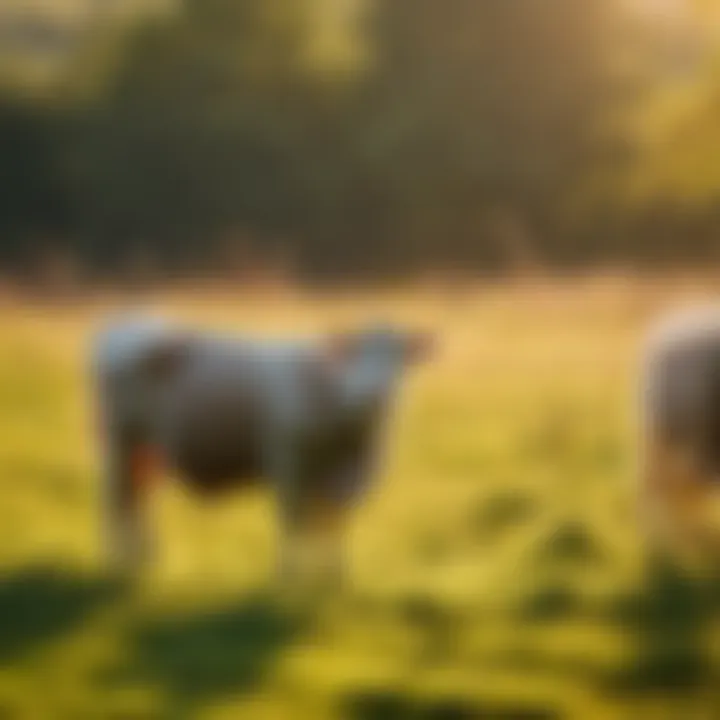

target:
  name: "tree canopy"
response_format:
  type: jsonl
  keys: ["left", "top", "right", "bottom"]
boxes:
{"left": 1, "top": 0, "right": 719, "bottom": 280}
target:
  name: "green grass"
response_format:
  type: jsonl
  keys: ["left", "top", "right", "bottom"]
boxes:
{"left": 0, "top": 279, "right": 718, "bottom": 718}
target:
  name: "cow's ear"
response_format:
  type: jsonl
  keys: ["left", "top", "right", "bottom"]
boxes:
{"left": 324, "top": 331, "right": 358, "bottom": 364}
{"left": 406, "top": 331, "right": 435, "bottom": 364}
{"left": 141, "top": 335, "right": 192, "bottom": 381}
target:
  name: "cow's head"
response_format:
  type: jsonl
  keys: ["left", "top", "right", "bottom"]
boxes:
{"left": 326, "top": 323, "right": 435, "bottom": 412}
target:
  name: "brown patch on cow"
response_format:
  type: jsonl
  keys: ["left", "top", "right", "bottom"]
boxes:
{"left": 642, "top": 435, "right": 720, "bottom": 559}
{"left": 141, "top": 335, "right": 193, "bottom": 382}
{"left": 130, "top": 444, "right": 163, "bottom": 499}
{"left": 165, "top": 368, "right": 267, "bottom": 493}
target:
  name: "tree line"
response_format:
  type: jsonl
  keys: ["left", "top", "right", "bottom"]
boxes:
{"left": 1, "top": 0, "right": 719, "bottom": 282}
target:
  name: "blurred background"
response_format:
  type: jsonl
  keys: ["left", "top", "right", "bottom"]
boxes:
{"left": 1, "top": 1, "right": 720, "bottom": 718}
{"left": 3, "top": 0, "right": 720, "bottom": 284}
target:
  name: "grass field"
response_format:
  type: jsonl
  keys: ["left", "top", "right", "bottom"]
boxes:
{"left": 0, "top": 274, "right": 719, "bottom": 719}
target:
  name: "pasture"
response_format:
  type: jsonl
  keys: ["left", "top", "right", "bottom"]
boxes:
{"left": 0, "top": 275, "right": 718, "bottom": 718}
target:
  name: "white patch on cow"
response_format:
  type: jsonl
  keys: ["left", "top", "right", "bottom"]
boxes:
{"left": 92, "top": 313, "right": 179, "bottom": 377}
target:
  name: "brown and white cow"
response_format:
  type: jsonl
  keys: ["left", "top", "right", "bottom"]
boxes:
{"left": 91, "top": 314, "right": 434, "bottom": 582}
{"left": 639, "top": 306, "right": 720, "bottom": 560}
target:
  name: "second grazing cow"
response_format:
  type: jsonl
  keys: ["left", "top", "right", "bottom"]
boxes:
{"left": 640, "top": 306, "right": 720, "bottom": 558}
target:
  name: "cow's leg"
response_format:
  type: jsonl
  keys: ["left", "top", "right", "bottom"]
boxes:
{"left": 641, "top": 436, "right": 719, "bottom": 563}
{"left": 266, "top": 436, "right": 304, "bottom": 585}
{"left": 314, "top": 505, "right": 350, "bottom": 589}
{"left": 101, "top": 422, "right": 157, "bottom": 573}
{"left": 274, "top": 463, "right": 345, "bottom": 587}
{"left": 278, "top": 500, "right": 304, "bottom": 586}
{"left": 638, "top": 438, "right": 676, "bottom": 554}
{"left": 639, "top": 434, "right": 689, "bottom": 549}
{"left": 675, "top": 481, "right": 720, "bottom": 561}
{"left": 310, "top": 463, "right": 370, "bottom": 589}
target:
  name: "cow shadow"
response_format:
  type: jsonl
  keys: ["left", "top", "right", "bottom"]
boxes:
{"left": 108, "top": 592, "right": 307, "bottom": 716}
{"left": 0, "top": 564, "right": 310, "bottom": 715}
{"left": 604, "top": 552, "right": 720, "bottom": 698}
{"left": 0, "top": 565, "right": 127, "bottom": 665}
{"left": 342, "top": 689, "right": 560, "bottom": 720}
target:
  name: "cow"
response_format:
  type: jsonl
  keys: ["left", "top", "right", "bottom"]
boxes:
{"left": 639, "top": 306, "right": 720, "bottom": 561}
{"left": 90, "top": 313, "right": 434, "bottom": 583}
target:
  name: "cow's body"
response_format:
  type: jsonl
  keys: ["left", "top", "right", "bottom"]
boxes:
{"left": 92, "top": 314, "right": 430, "bottom": 580}
{"left": 640, "top": 306, "right": 720, "bottom": 557}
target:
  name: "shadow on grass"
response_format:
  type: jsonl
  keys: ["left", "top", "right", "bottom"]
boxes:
{"left": 343, "top": 688, "right": 559, "bottom": 720}
{"left": 114, "top": 593, "right": 305, "bottom": 715}
{"left": 533, "top": 522, "right": 606, "bottom": 568}
{"left": 605, "top": 553, "right": 719, "bottom": 697}
{"left": 471, "top": 492, "right": 537, "bottom": 542}
{"left": 0, "top": 565, "right": 126, "bottom": 665}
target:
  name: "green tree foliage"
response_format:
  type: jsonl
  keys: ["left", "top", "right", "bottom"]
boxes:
{"left": 70, "top": 0, "right": 325, "bottom": 267}
{"left": 352, "top": 0, "right": 636, "bottom": 268}
{"left": 0, "top": 98, "right": 70, "bottom": 263}
{"left": 1, "top": 0, "right": 715, "bottom": 278}
{"left": 625, "top": 2, "right": 720, "bottom": 206}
